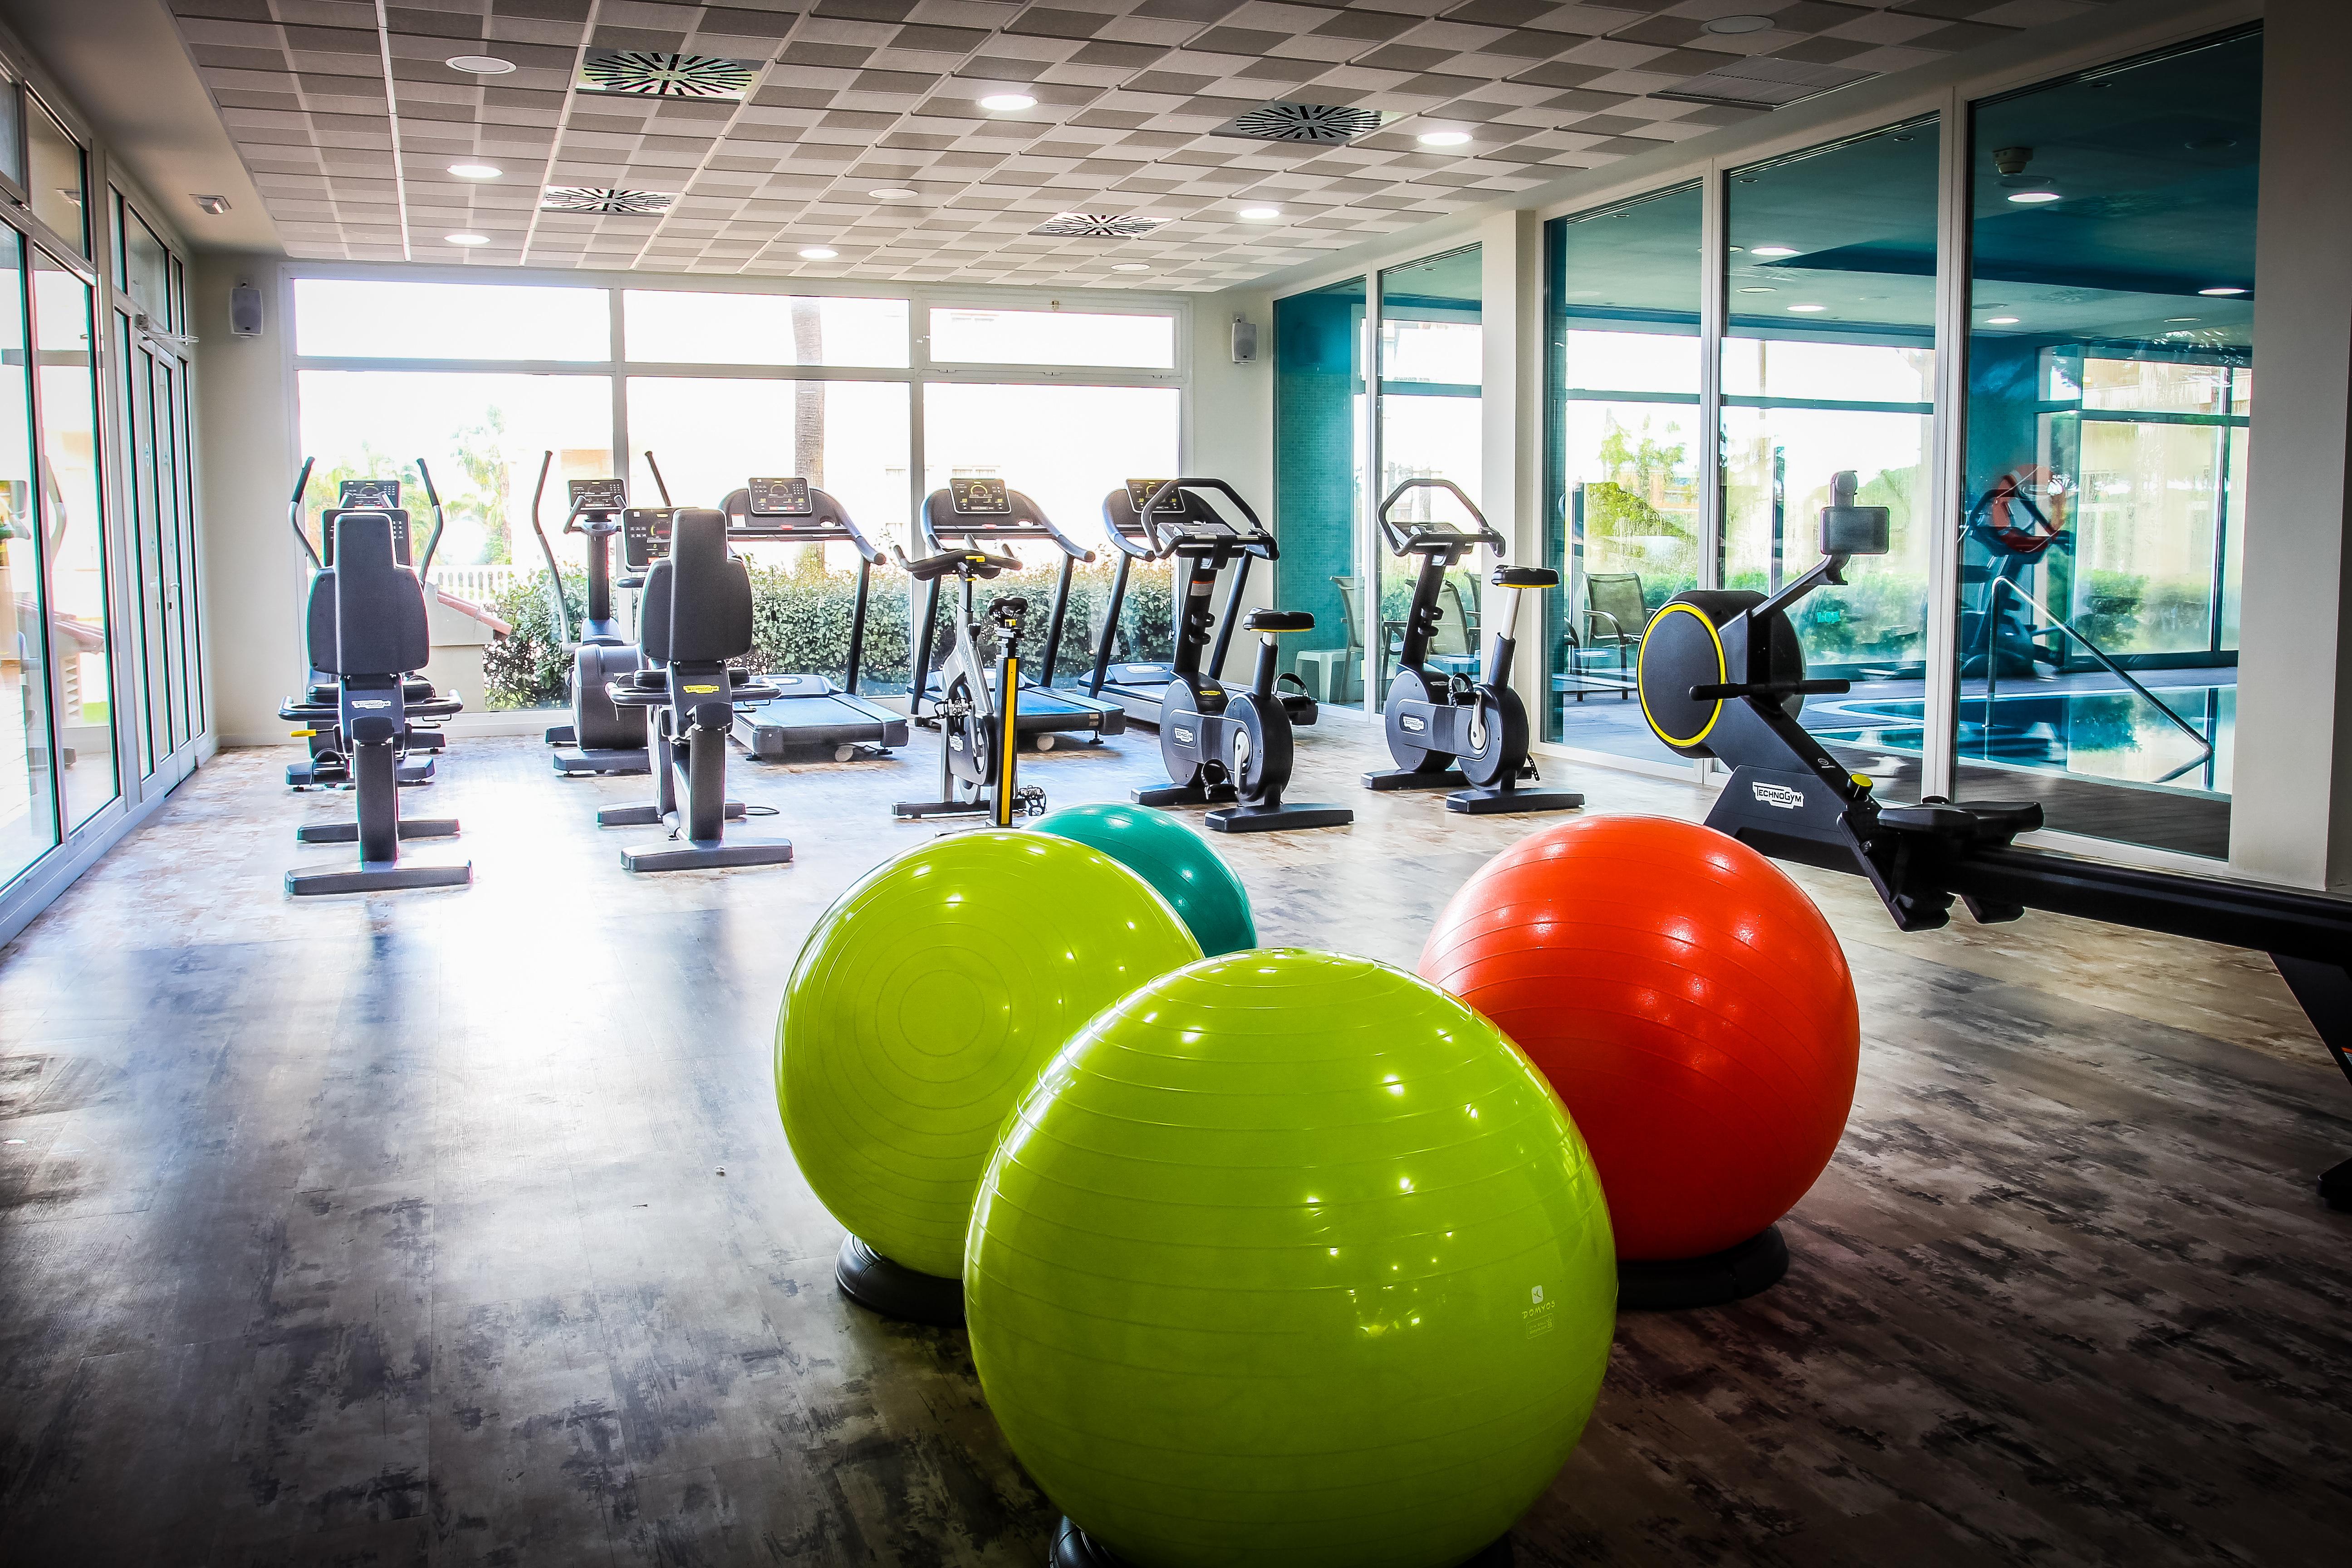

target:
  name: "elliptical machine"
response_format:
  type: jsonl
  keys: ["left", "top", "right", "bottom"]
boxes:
{"left": 1364, "top": 478, "right": 1583, "bottom": 815}
{"left": 529, "top": 451, "right": 651, "bottom": 776}
{"left": 892, "top": 541, "right": 1045, "bottom": 825}
{"left": 281, "top": 458, "right": 452, "bottom": 790}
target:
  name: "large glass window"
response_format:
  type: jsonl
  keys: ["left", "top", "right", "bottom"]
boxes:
{"left": 1956, "top": 32, "right": 2258, "bottom": 856}
{"left": 120, "top": 201, "right": 170, "bottom": 326}
{"left": 1722, "top": 121, "right": 1939, "bottom": 797}
{"left": 1375, "top": 245, "right": 1482, "bottom": 710}
{"left": 25, "top": 98, "right": 83, "bottom": 256}
{"left": 1272, "top": 276, "right": 1368, "bottom": 705}
{"left": 624, "top": 291, "right": 908, "bottom": 368}
{"left": 1543, "top": 184, "right": 1704, "bottom": 765}
{"left": 927, "top": 307, "right": 1174, "bottom": 370}
{"left": 921, "top": 381, "right": 1180, "bottom": 684}
{"left": 0, "top": 232, "right": 54, "bottom": 882}
{"left": 294, "top": 279, "right": 608, "bottom": 361}
{"left": 34, "top": 253, "right": 111, "bottom": 828}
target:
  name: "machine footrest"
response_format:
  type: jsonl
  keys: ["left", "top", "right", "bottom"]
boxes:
{"left": 554, "top": 746, "right": 650, "bottom": 777}
{"left": 1362, "top": 767, "right": 1466, "bottom": 792}
{"left": 295, "top": 817, "right": 461, "bottom": 844}
{"left": 286, "top": 858, "right": 472, "bottom": 897}
{"left": 1206, "top": 802, "right": 1355, "bottom": 834}
{"left": 1446, "top": 786, "right": 1584, "bottom": 816}
{"left": 620, "top": 837, "right": 793, "bottom": 872}
{"left": 1133, "top": 782, "right": 1236, "bottom": 808}
{"left": 598, "top": 800, "right": 744, "bottom": 828}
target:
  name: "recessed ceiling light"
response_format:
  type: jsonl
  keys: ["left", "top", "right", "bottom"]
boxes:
{"left": 1417, "top": 130, "right": 1471, "bottom": 147}
{"left": 1786, "top": 303, "right": 1826, "bottom": 313}
{"left": 979, "top": 93, "right": 1036, "bottom": 112}
{"left": 192, "top": 194, "right": 230, "bottom": 216}
{"left": 799, "top": 246, "right": 839, "bottom": 260}
{"left": 2008, "top": 189, "right": 2061, "bottom": 203}
{"left": 2198, "top": 286, "right": 2247, "bottom": 296}
{"left": 869, "top": 187, "right": 917, "bottom": 200}
{"left": 446, "top": 55, "right": 516, "bottom": 75}
{"left": 1750, "top": 245, "right": 1798, "bottom": 258}
{"left": 2165, "top": 317, "right": 2200, "bottom": 323}
{"left": 449, "top": 163, "right": 502, "bottom": 180}
{"left": 1986, "top": 316, "right": 2020, "bottom": 325}
{"left": 1112, "top": 263, "right": 1151, "bottom": 272}
{"left": 446, "top": 233, "right": 490, "bottom": 246}
{"left": 1703, "top": 14, "right": 1775, "bottom": 34}
{"left": 1239, "top": 206, "right": 1282, "bottom": 220}
{"left": 1737, "top": 287, "right": 1775, "bottom": 294}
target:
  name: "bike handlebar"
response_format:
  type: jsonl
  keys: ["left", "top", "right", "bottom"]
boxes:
{"left": 893, "top": 541, "right": 1024, "bottom": 582}
{"left": 1134, "top": 478, "right": 1272, "bottom": 560}
{"left": 1376, "top": 476, "right": 1504, "bottom": 558}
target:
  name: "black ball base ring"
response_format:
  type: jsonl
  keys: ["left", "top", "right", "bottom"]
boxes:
{"left": 834, "top": 1234, "right": 965, "bottom": 1327}
{"left": 1051, "top": 1517, "right": 1514, "bottom": 1566}
{"left": 1617, "top": 1224, "right": 1790, "bottom": 1311}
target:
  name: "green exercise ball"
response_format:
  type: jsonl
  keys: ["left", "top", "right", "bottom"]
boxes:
{"left": 1032, "top": 803, "right": 1256, "bottom": 956}
{"left": 965, "top": 950, "right": 1616, "bottom": 1568}
{"left": 777, "top": 830, "right": 1201, "bottom": 1280}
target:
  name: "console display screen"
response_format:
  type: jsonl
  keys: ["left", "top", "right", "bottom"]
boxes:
{"left": 949, "top": 477, "right": 1009, "bottom": 514}
{"left": 1125, "top": 479, "right": 1181, "bottom": 512}
{"left": 747, "top": 476, "right": 813, "bottom": 518}
{"left": 568, "top": 478, "right": 626, "bottom": 510}
{"left": 337, "top": 478, "right": 400, "bottom": 509}
{"left": 622, "top": 507, "right": 674, "bottom": 568}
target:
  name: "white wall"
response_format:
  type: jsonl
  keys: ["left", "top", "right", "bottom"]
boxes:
{"left": 192, "top": 253, "right": 300, "bottom": 747}
{"left": 1189, "top": 285, "right": 1275, "bottom": 625}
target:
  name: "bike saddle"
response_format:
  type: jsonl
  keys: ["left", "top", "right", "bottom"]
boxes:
{"left": 1245, "top": 610, "right": 1314, "bottom": 633}
{"left": 1494, "top": 566, "right": 1558, "bottom": 588}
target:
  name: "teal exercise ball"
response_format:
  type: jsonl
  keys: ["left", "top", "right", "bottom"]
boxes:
{"left": 965, "top": 950, "right": 1617, "bottom": 1568}
{"left": 1032, "top": 803, "right": 1256, "bottom": 956}
{"left": 777, "top": 830, "right": 1201, "bottom": 1279}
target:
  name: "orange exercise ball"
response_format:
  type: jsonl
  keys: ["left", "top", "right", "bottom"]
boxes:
{"left": 1416, "top": 815, "right": 1858, "bottom": 1262}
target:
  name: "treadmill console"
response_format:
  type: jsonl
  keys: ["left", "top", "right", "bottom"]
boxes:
{"left": 745, "top": 476, "right": 813, "bottom": 522}
{"left": 337, "top": 478, "right": 400, "bottom": 510}
{"left": 622, "top": 507, "right": 674, "bottom": 569}
{"left": 1125, "top": 479, "right": 1183, "bottom": 513}
{"left": 568, "top": 477, "right": 626, "bottom": 512}
{"left": 949, "top": 477, "right": 1010, "bottom": 515}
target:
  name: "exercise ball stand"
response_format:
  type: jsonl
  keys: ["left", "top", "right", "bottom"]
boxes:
{"left": 1617, "top": 1224, "right": 1789, "bottom": 1311}
{"left": 1051, "top": 1517, "right": 1514, "bottom": 1566}
{"left": 836, "top": 1234, "right": 965, "bottom": 1327}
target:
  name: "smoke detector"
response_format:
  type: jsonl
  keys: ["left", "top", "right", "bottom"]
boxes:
{"left": 578, "top": 51, "right": 756, "bottom": 99}
{"left": 1214, "top": 101, "right": 1388, "bottom": 145}
{"left": 1028, "top": 212, "right": 1171, "bottom": 238}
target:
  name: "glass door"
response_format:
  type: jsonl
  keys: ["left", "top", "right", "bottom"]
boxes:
{"left": 1374, "top": 245, "right": 1482, "bottom": 712}
{"left": 1271, "top": 276, "right": 1369, "bottom": 706}
{"left": 123, "top": 330, "right": 191, "bottom": 775}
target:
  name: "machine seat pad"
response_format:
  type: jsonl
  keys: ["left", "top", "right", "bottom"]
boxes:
{"left": 1245, "top": 609, "right": 1315, "bottom": 633}
{"left": 1494, "top": 567, "right": 1559, "bottom": 588}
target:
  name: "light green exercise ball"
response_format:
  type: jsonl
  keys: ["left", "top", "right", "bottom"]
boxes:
{"left": 965, "top": 949, "right": 1617, "bottom": 1568}
{"left": 777, "top": 830, "right": 1201, "bottom": 1279}
{"left": 1032, "top": 803, "right": 1256, "bottom": 956}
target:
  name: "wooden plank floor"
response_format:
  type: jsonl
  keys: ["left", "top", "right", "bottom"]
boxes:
{"left": 1, "top": 712, "right": 2346, "bottom": 1566}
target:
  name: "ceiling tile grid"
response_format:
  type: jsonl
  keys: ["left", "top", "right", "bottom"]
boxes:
{"left": 167, "top": 0, "right": 2117, "bottom": 290}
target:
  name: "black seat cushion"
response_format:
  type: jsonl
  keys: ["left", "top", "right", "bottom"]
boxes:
{"left": 309, "top": 514, "right": 431, "bottom": 677}
{"left": 1245, "top": 609, "right": 1314, "bottom": 633}
{"left": 639, "top": 509, "right": 754, "bottom": 664}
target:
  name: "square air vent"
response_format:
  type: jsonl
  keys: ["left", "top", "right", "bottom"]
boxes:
{"left": 1651, "top": 57, "right": 1872, "bottom": 111}
{"left": 541, "top": 187, "right": 675, "bottom": 215}
{"left": 1028, "top": 212, "right": 1171, "bottom": 238}
{"left": 1214, "top": 102, "right": 1387, "bottom": 145}
{"left": 578, "top": 50, "right": 757, "bottom": 99}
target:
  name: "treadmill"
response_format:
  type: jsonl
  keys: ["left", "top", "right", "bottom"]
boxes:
{"left": 911, "top": 477, "right": 1126, "bottom": 745}
{"left": 719, "top": 476, "right": 909, "bottom": 762}
{"left": 1087, "top": 478, "right": 1318, "bottom": 729}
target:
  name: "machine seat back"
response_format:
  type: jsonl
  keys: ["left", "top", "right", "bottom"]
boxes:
{"left": 309, "top": 513, "right": 431, "bottom": 677}
{"left": 638, "top": 508, "right": 754, "bottom": 665}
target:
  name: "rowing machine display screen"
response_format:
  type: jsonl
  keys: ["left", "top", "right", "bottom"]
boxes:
{"left": 622, "top": 507, "right": 674, "bottom": 569}
{"left": 950, "top": 478, "right": 1009, "bottom": 515}
{"left": 569, "top": 478, "right": 626, "bottom": 511}
{"left": 746, "top": 476, "right": 814, "bottom": 519}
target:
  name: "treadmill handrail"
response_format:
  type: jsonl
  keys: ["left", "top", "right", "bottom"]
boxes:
{"left": 720, "top": 484, "right": 889, "bottom": 564}
{"left": 918, "top": 484, "right": 1096, "bottom": 562}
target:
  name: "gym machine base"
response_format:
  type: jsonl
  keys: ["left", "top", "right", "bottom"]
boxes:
{"left": 1086, "top": 477, "right": 1318, "bottom": 729}
{"left": 1048, "top": 1519, "right": 1513, "bottom": 1568}
{"left": 1637, "top": 471, "right": 2352, "bottom": 1214}
{"left": 528, "top": 456, "right": 652, "bottom": 778}
{"left": 721, "top": 477, "right": 911, "bottom": 763}
{"left": 1136, "top": 608, "right": 1353, "bottom": 834}
{"left": 1362, "top": 478, "right": 1583, "bottom": 817}
{"left": 834, "top": 1235, "right": 964, "bottom": 1328}
{"left": 284, "top": 510, "right": 471, "bottom": 896}
{"left": 892, "top": 542, "right": 1046, "bottom": 825}
{"left": 603, "top": 508, "right": 793, "bottom": 873}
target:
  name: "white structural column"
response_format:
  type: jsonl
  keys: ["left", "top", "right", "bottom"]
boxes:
{"left": 1483, "top": 208, "right": 1541, "bottom": 720}
{"left": 2233, "top": 0, "right": 2352, "bottom": 888}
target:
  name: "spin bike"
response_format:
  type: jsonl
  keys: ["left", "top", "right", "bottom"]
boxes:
{"left": 1364, "top": 477, "right": 1583, "bottom": 814}
{"left": 892, "top": 542, "right": 1045, "bottom": 825}
{"left": 1136, "top": 492, "right": 1352, "bottom": 833}
{"left": 1635, "top": 470, "right": 2352, "bottom": 1213}
{"left": 529, "top": 451, "right": 650, "bottom": 776}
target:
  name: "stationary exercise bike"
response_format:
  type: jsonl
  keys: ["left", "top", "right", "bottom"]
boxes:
{"left": 529, "top": 451, "right": 651, "bottom": 776}
{"left": 892, "top": 541, "right": 1045, "bottom": 825}
{"left": 1364, "top": 477, "right": 1583, "bottom": 815}
{"left": 1137, "top": 503, "right": 1352, "bottom": 831}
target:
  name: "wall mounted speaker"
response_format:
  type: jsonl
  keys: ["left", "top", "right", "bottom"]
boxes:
{"left": 230, "top": 283, "right": 263, "bottom": 338}
{"left": 1230, "top": 315, "right": 1258, "bottom": 364}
